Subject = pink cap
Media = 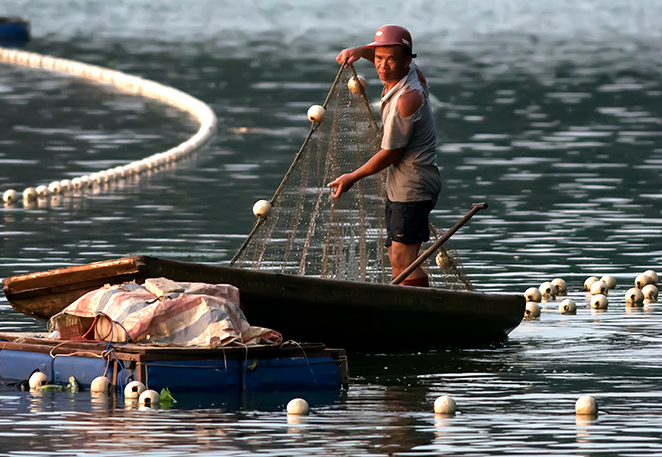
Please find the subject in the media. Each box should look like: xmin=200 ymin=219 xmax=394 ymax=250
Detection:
xmin=365 ymin=25 xmax=414 ymax=53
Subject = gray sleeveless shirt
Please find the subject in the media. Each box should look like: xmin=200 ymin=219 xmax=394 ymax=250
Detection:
xmin=380 ymin=63 xmax=441 ymax=203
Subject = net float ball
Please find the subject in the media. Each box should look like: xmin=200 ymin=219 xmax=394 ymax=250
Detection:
xmin=539 ymin=281 xmax=556 ymax=300
xmin=348 ymin=74 xmax=367 ymax=94
xmin=524 ymin=287 xmax=541 ymax=303
xmin=307 ymin=104 xmax=326 ymax=123
xmin=287 ymin=398 xmax=309 ymax=416
xmin=635 ymin=273 xmax=653 ymax=289
xmin=590 ymin=294 xmax=608 ymax=310
xmin=575 ymin=395 xmax=598 ymax=416
xmin=551 ymin=278 xmax=567 ymax=295
xmin=524 ymin=302 xmax=541 ymax=319
xmin=48 ymin=181 xmax=62 ymax=194
xmin=642 ymin=284 xmax=658 ymax=302
xmin=644 ymin=269 xmax=658 ymax=285
xmin=584 ymin=276 xmax=599 ymax=291
xmin=71 ymin=178 xmax=82 ymax=189
xmin=22 ymin=187 xmax=37 ymax=202
xmin=625 ymin=287 xmax=644 ymax=305
xmin=559 ymin=299 xmax=577 ymax=315
xmin=3 ymin=189 xmax=17 ymax=204
xmin=124 ymin=380 xmax=146 ymax=399
xmin=590 ymin=280 xmax=608 ymax=296
xmin=253 ymin=199 xmax=272 ymax=218
xmin=91 ymin=376 xmax=111 ymax=395
xmin=35 ymin=185 xmax=49 ymax=198
xmin=139 ymin=389 xmax=160 ymax=408
xmin=29 ymin=371 xmax=48 ymax=390
xmin=60 ymin=179 xmax=72 ymax=191
xmin=434 ymin=395 xmax=456 ymax=416
xmin=600 ymin=275 xmax=617 ymax=290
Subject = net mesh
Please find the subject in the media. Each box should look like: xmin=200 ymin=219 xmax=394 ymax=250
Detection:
xmin=231 ymin=65 xmax=472 ymax=290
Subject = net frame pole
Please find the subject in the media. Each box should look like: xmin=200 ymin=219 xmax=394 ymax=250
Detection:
xmin=229 ymin=62 xmax=348 ymax=267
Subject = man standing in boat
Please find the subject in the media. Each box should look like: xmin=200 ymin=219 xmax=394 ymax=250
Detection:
xmin=328 ymin=25 xmax=441 ymax=287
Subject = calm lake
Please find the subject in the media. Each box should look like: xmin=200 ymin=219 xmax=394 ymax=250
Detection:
xmin=2 ymin=0 xmax=662 ymax=455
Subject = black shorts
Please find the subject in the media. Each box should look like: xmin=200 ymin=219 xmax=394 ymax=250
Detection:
xmin=385 ymin=199 xmax=435 ymax=246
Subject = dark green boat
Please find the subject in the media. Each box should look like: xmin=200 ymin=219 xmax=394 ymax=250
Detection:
xmin=2 ymin=255 xmax=524 ymax=349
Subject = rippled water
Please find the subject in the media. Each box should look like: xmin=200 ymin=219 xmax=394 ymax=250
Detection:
xmin=2 ymin=0 xmax=662 ymax=454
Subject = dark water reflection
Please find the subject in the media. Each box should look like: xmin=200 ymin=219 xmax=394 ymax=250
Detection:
xmin=2 ymin=0 xmax=662 ymax=454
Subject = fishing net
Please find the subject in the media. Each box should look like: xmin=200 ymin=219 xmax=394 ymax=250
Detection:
xmin=231 ymin=65 xmax=472 ymax=290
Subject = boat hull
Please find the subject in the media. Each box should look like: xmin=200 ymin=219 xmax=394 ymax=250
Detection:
xmin=2 ymin=256 xmax=525 ymax=349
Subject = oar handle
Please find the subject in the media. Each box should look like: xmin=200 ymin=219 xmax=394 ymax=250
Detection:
xmin=390 ymin=202 xmax=488 ymax=285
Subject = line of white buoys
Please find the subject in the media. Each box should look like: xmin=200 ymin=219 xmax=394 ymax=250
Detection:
xmin=522 ymin=268 xmax=660 ymax=318
xmin=0 ymin=46 xmax=217 ymax=208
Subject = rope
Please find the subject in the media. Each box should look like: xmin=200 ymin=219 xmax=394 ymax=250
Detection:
xmin=0 ymin=46 xmax=217 ymax=207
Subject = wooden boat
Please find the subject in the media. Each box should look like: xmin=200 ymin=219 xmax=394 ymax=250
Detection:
xmin=0 ymin=332 xmax=348 ymax=395
xmin=2 ymin=256 xmax=524 ymax=349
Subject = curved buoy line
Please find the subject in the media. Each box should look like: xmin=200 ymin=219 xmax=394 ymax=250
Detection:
xmin=0 ymin=46 xmax=217 ymax=207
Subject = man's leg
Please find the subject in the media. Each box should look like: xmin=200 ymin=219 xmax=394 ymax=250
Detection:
xmin=388 ymin=240 xmax=428 ymax=285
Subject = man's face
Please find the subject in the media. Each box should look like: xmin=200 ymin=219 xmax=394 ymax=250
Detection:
xmin=374 ymin=46 xmax=411 ymax=84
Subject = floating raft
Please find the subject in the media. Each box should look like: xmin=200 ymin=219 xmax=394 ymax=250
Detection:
xmin=0 ymin=333 xmax=348 ymax=393
xmin=2 ymin=256 xmax=525 ymax=349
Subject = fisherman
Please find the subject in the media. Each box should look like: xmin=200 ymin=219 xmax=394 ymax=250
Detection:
xmin=327 ymin=25 xmax=441 ymax=287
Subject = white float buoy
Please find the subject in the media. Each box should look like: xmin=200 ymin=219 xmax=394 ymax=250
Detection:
xmin=434 ymin=395 xmax=456 ymax=416
xmin=625 ymin=287 xmax=644 ymax=305
xmin=590 ymin=294 xmax=608 ymax=310
xmin=80 ymin=176 xmax=92 ymax=188
xmin=60 ymin=179 xmax=72 ymax=191
xmin=124 ymin=380 xmax=146 ymax=399
xmin=644 ymin=270 xmax=658 ymax=285
xmin=29 ymin=371 xmax=48 ymax=390
xmin=551 ymin=278 xmax=567 ymax=295
xmin=635 ymin=273 xmax=653 ymax=289
xmin=3 ymin=189 xmax=17 ymax=204
xmin=253 ymin=199 xmax=272 ymax=218
xmin=642 ymin=284 xmax=658 ymax=302
xmin=584 ymin=276 xmax=599 ymax=291
xmin=348 ymin=74 xmax=367 ymax=94
xmin=139 ymin=389 xmax=160 ymax=408
xmin=35 ymin=185 xmax=49 ymax=198
xmin=600 ymin=275 xmax=617 ymax=290
xmin=525 ymin=302 xmax=541 ymax=319
xmin=23 ymin=187 xmax=37 ymax=202
xmin=71 ymin=177 xmax=82 ymax=189
xmin=575 ymin=395 xmax=598 ymax=416
xmin=590 ymin=280 xmax=608 ymax=296
xmin=307 ymin=105 xmax=326 ymax=123
xmin=91 ymin=376 xmax=111 ymax=395
xmin=539 ymin=281 xmax=556 ymax=300
xmin=287 ymin=398 xmax=309 ymax=416
xmin=559 ymin=299 xmax=577 ymax=315
xmin=524 ymin=287 xmax=541 ymax=302
xmin=48 ymin=181 xmax=62 ymax=194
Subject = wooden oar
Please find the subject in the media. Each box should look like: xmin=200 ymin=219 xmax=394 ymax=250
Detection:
xmin=390 ymin=202 xmax=488 ymax=285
